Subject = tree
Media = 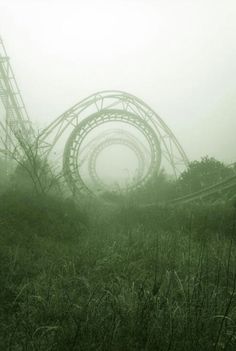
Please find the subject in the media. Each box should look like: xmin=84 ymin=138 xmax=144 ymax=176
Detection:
xmin=0 ymin=129 xmax=63 ymax=195
xmin=177 ymin=156 xmax=234 ymax=195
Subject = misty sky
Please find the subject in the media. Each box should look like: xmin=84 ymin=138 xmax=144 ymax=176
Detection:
xmin=0 ymin=0 xmax=235 ymax=163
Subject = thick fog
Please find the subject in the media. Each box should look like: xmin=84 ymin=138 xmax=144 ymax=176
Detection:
xmin=0 ymin=0 xmax=236 ymax=164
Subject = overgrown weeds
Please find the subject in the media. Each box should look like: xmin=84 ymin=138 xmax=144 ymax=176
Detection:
xmin=0 ymin=191 xmax=236 ymax=350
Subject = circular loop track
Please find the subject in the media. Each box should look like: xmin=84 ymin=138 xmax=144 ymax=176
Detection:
xmin=63 ymin=109 xmax=161 ymax=195
xmin=39 ymin=90 xmax=189 ymax=197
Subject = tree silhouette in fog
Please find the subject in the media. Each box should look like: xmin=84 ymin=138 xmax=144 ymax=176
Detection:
xmin=178 ymin=156 xmax=234 ymax=194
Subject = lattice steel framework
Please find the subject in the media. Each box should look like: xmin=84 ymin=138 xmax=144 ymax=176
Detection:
xmin=0 ymin=37 xmax=34 ymax=160
xmin=88 ymin=137 xmax=146 ymax=191
xmin=63 ymin=109 xmax=162 ymax=195
xmin=39 ymin=90 xmax=189 ymax=196
xmin=79 ymin=128 xmax=150 ymax=168
xmin=77 ymin=128 xmax=151 ymax=192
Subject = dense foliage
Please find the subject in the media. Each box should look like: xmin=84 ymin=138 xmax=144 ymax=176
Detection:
xmin=178 ymin=156 xmax=235 ymax=194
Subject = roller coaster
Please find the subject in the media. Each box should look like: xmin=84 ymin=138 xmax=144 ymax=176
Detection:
xmin=0 ymin=38 xmax=235 ymax=204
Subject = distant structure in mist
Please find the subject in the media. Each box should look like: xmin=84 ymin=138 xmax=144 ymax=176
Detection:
xmin=1 ymin=37 xmax=236 ymax=204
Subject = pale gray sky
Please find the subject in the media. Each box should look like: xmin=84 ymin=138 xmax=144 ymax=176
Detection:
xmin=0 ymin=0 xmax=236 ymax=163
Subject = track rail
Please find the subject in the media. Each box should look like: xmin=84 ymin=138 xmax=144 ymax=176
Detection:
xmin=140 ymin=166 xmax=236 ymax=208
xmin=170 ymin=174 xmax=236 ymax=204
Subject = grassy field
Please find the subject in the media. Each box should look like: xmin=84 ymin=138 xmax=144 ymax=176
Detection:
xmin=0 ymin=190 xmax=236 ymax=350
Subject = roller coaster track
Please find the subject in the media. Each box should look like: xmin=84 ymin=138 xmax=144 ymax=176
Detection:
xmin=0 ymin=37 xmax=34 ymax=158
xmin=170 ymin=174 xmax=236 ymax=205
xmin=0 ymin=37 xmax=235 ymax=204
xmin=139 ymin=168 xmax=236 ymax=208
xmin=140 ymin=163 xmax=236 ymax=206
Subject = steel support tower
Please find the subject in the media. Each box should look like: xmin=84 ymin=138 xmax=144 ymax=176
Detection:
xmin=0 ymin=37 xmax=34 ymax=170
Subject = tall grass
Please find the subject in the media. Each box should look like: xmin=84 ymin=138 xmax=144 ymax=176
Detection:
xmin=0 ymin=190 xmax=236 ymax=350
